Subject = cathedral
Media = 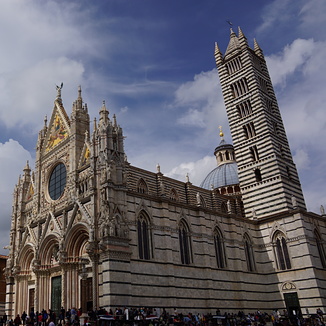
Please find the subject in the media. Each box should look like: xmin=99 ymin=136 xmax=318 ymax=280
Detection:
xmin=5 ymin=28 xmax=326 ymax=318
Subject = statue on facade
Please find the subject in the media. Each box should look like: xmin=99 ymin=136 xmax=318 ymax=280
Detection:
xmin=196 ymin=192 xmax=201 ymax=206
xmin=56 ymin=82 xmax=63 ymax=99
xmin=227 ymin=200 xmax=232 ymax=214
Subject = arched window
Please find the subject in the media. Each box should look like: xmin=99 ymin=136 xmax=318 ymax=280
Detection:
xmin=137 ymin=212 xmax=151 ymax=260
xmin=214 ymin=228 xmax=226 ymax=268
xmin=249 ymin=145 xmax=259 ymax=161
xmin=244 ymin=233 xmax=255 ymax=272
xmin=274 ymin=232 xmax=291 ymax=270
xmin=315 ymin=230 xmax=326 ymax=268
xmin=221 ymin=202 xmax=228 ymax=213
xmin=137 ymin=178 xmax=148 ymax=194
xmin=169 ymin=188 xmax=179 ymax=202
xmin=179 ymin=220 xmax=192 ymax=265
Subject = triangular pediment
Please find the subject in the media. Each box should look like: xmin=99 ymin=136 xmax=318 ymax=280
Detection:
xmin=44 ymin=102 xmax=71 ymax=153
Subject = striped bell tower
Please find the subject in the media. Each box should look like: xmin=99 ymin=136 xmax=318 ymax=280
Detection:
xmin=214 ymin=27 xmax=306 ymax=218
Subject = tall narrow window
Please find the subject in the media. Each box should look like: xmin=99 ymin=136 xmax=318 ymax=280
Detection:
xmin=249 ymin=146 xmax=259 ymax=161
xmin=264 ymin=97 xmax=273 ymax=112
xmin=237 ymin=100 xmax=252 ymax=118
xmin=254 ymin=168 xmax=262 ymax=182
xmin=244 ymin=233 xmax=255 ymax=272
xmin=258 ymin=76 xmax=269 ymax=94
xmin=137 ymin=212 xmax=151 ymax=260
xmin=179 ymin=220 xmax=192 ymax=265
xmin=274 ymin=232 xmax=291 ymax=270
xmin=315 ymin=230 xmax=326 ymax=268
xmin=214 ymin=228 xmax=226 ymax=268
xmin=226 ymin=57 xmax=242 ymax=75
xmin=230 ymin=78 xmax=249 ymax=98
xmin=286 ymin=166 xmax=292 ymax=180
xmin=243 ymin=122 xmax=256 ymax=139
xmin=272 ymin=121 xmax=278 ymax=135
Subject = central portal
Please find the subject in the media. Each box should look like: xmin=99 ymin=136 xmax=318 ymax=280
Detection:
xmin=51 ymin=276 xmax=62 ymax=315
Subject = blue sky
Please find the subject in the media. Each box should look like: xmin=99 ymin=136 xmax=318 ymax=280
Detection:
xmin=0 ymin=0 xmax=326 ymax=254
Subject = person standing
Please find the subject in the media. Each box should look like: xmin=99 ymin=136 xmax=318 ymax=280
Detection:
xmin=124 ymin=307 xmax=129 ymax=321
xmin=14 ymin=315 xmax=21 ymax=326
xmin=21 ymin=312 xmax=27 ymax=325
xmin=3 ymin=313 xmax=7 ymax=325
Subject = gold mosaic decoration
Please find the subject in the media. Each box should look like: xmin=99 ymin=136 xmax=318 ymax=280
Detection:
xmin=81 ymin=147 xmax=90 ymax=166
xmin=26 ymin=183 xmax=34 ymax=201
xmin=46 ymin=113 xmax=68 ymax=151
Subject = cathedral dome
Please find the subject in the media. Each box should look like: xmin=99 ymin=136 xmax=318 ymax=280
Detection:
xmin=200 ymin=162 xmax=239 ymax=190
xmin=200 ymin=127 xmax=239 ymax=190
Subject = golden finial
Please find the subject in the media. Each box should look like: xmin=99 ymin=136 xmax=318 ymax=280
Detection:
xmin=219 ymin=125 xmax=224 ymax=138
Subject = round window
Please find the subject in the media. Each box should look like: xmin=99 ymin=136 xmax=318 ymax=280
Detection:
xmin=48 ymin=163 xmax=67 ymax=200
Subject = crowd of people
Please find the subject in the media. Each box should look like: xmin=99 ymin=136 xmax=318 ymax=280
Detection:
xmin=0 ymin=307 xmax=324 ymax=326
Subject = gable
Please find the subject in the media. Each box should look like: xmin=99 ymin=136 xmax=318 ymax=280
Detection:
xmin=44 ymin=102 xmax=71 ymax=153
xmin=26 ymin=183 xmax=34 ymax=202
xmin=78 ymin=142 xmax=91 ymax=169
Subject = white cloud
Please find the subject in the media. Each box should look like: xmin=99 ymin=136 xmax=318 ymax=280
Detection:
xmin=299 ymin=0 xmax=326 ymax=36
xmin=0 ymin=0 xmax=108 ymax=130
xmin=265 ymin=36 xmax=326 ymax=213
xmin=1 ymin=57 xmax=85 ymax=129
xmin=266 ymin=38 xmax=314 ymax=87
xmin=267 ymin=38 xmax=326 ymax=149
xmin=256 ymin=0 xmax=293 ymax=34
xmin=177 ymin=108 xmax=206 ymax=128
xmin=166 ymin=155 xmax=216 ymax=186
xmin=174 ymin=70 xmax=219 ymax=105
xmin=174 ymin=69 xmax=229 ymax=139
xmin=293 ymin=149 xmax=310 ymax=170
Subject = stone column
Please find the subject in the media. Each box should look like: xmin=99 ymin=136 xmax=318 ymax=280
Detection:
xmin=61 ymin=267 xmax=66 ymax=309
xmin=86 ymin=240 xmax=99 ymax=310
xmin=5 ymin=276 xmax=15 ymax=319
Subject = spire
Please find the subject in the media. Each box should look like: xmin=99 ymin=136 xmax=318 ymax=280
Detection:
xmin=224 ymin=28 xmax=240 ymax=59
xmin=238 ymin=26 xmax=248 ymax=48
xmin=23 ymin=161 xmax=30 ymax=173
xmin=219 ymin=125 xmax=224 ymax=140
xmin=214 ymin=42 xmax=223 ymax=66
xmin=99 ymin=100 xmax=109 ymax=127
xmin=254 ymin=38 xmax=264 ymax=58
xmin=23 ymin=161 xmax=31 ymax=182
xmin=76 ymin=85 xmax=83 ymax=111
xmin=93 ymin=117 xmax=97 ymax=131
xmin=78 ymin=85 xmax=82 ymax=99
xmin=238 ymin=26 xmax=245 ymax=39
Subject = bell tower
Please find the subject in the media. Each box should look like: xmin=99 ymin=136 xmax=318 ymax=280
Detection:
xmin=214 ymin=28 xmax=306 ymax=218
